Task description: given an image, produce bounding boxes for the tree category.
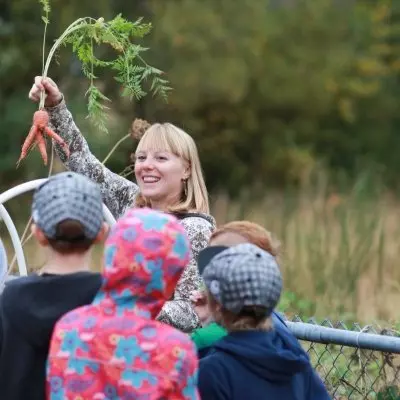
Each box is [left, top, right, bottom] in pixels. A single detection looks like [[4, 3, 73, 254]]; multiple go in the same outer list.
[[140, 0, 400, 193]]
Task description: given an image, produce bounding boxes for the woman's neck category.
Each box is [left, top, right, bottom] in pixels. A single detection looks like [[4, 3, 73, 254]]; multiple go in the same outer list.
[[150, 194, 180, 212], [149, 201, 168, 212]]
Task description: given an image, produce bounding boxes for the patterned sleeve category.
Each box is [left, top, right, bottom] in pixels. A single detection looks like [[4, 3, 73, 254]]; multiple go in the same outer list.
[[46, 100, 139, 218], [157, 217, 214, 333]]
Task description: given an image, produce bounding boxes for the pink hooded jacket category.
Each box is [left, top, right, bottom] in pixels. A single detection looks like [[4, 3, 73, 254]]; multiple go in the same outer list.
[[46, 208, 199, 399]]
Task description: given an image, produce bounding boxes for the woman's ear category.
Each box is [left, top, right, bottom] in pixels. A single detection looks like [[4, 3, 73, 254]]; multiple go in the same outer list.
[[182, 159, 191, 180], [31, 224, 50, 247]]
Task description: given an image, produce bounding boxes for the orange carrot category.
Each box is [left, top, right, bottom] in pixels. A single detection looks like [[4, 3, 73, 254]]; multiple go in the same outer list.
[[44, 127, 70, 157], [17, 109, 69, 166], [36, 134, 48, 165], [17, 125, 38, 165], [33, 110, 49, 128]]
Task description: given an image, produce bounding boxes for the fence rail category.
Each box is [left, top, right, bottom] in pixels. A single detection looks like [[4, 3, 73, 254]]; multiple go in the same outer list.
[[286, 317, 400, 399]]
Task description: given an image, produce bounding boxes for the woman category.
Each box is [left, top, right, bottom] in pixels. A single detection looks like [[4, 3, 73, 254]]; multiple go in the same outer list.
[[190, 221, 285, 355], [28, 77, 216, 333]]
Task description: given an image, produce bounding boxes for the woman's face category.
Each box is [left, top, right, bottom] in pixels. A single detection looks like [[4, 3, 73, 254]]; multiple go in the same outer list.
[[134, 149, 188, 209]]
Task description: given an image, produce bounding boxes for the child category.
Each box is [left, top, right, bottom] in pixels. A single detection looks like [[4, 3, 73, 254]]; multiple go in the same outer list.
[[47, 208, 199, 399], [190, 220, 288, 357], [0, 172, 108, 400], [198, 243, 331, 400]]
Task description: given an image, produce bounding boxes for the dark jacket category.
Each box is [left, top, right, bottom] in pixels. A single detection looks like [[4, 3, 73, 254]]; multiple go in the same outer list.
[[192, 311, 289, 358], [198, 324, 331, 400], [0, 271, 102, 400]]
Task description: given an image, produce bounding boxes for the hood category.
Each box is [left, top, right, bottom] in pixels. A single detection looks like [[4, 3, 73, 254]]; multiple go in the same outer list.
[[0, 272, 102, 348], [215, 324, 310, 382], [93, 208, 191, 319]]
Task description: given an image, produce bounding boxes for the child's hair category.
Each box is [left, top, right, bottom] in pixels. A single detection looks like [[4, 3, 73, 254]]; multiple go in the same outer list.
[[208, 220, 281, 331], [210, 220, 281, 259], [47, 219, 95, 254], [207, 291, 273, 332]]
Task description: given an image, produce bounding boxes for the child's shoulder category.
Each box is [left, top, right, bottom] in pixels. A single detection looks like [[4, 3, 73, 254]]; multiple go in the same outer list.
[[0, 273, 39, 292], [54, 303, 93, 331], [191, 322, 227, 350]]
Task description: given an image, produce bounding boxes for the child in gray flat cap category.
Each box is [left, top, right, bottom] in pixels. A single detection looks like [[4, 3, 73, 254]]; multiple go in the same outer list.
[[0, 171, 109, 400], [198, 243, 331, 400]]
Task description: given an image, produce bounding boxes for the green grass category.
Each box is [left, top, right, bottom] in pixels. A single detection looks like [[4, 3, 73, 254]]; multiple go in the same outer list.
[[209, 178, 400, 324]]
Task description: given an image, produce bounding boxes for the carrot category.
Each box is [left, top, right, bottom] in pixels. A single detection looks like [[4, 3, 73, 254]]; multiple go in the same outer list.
[[44, 127, 70, 158], [17, 125, 38, 165], [36, 134, 48, 165], [32, 110, 49, 128], [17, 109, 69, 166]]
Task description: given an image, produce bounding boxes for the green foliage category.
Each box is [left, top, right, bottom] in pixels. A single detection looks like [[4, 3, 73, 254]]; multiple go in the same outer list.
[[1, 0, 400, 190], [42, 9, 171, 132], [377, 386, 400, 400], [278, 291, 316, 320], [58, 15, 169, 132], [39, 0, 50, 23], [85, 85, 111, 132], [140, 0, 400, 194]]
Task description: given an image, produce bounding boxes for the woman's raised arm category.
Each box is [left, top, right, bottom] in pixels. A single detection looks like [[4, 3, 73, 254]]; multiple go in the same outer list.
[[29, 77, 139, 218]]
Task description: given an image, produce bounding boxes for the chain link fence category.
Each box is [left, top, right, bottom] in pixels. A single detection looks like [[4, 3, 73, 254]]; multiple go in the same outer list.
[[285, 317, 400, 399]]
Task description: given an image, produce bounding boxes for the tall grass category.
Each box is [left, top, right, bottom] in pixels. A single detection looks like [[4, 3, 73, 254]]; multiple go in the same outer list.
[[2, 171, 399, 323], [210, 172, 400, 324]]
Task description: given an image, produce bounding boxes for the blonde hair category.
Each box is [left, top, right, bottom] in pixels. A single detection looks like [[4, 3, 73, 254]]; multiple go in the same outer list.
[[131, 121, 209, 214]]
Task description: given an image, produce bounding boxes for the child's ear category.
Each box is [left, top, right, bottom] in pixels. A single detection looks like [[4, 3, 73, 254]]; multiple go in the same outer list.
[[31, 224, 49, 247], [95, 222, 109, 244]]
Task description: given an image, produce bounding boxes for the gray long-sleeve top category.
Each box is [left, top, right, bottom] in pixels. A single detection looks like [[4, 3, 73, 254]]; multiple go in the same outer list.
[[45, 100, 216, 332]]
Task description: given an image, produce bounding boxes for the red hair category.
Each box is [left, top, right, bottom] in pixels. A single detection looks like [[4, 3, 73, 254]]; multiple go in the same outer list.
[[209, 221, 281, 331], [210, 221, 281, 258]]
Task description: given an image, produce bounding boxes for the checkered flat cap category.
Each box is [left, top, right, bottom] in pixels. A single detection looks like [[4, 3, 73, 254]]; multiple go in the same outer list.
[[32, 172, 104, 240], [202, 243, 283, 315]]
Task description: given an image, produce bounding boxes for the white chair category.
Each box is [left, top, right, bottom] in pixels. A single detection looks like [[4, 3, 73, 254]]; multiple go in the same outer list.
[[0, 179, 116, 277]]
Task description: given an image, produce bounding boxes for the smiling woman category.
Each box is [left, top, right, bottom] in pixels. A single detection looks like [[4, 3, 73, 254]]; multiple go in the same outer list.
[[134, 121, 209, 213], [28, 76, 216, 333]]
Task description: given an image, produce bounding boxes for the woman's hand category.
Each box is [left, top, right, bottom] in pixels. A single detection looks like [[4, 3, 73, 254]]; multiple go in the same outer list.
[[190, 290, 213, 326], [29, 76, 63, 108]]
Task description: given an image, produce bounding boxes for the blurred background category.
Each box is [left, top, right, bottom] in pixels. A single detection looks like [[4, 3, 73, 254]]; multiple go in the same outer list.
[[1, 0, 400, 326]]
